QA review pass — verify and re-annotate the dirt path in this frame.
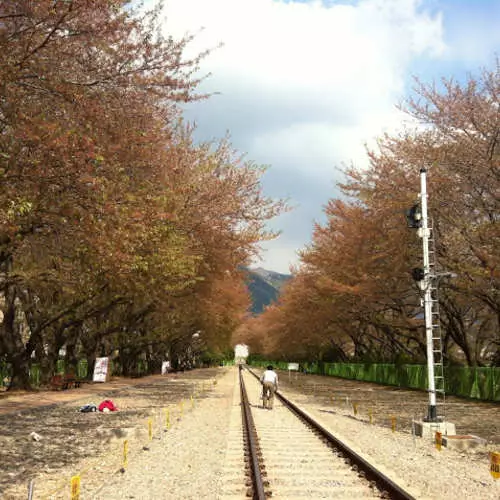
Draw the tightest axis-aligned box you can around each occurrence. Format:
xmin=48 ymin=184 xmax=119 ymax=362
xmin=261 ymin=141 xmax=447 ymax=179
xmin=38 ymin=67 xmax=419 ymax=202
xmin=0 ymin=374 xmax=171 ymax=416
xmin=0 ymin=369 xmax=225 ymax=498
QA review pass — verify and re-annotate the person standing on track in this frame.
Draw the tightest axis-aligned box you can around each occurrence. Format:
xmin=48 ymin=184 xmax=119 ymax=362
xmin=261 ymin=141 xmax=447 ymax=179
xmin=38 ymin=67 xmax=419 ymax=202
xmin=260 ymin=365 xmax=279 ymax=409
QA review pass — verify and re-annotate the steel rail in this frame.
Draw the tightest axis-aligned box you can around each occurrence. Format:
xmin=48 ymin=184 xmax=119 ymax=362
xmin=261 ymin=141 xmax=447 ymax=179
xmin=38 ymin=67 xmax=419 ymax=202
xmin=245 ymin=366 xmax=415 ymax=500
xmin=239 ymin=366 xmax=267 ymax=499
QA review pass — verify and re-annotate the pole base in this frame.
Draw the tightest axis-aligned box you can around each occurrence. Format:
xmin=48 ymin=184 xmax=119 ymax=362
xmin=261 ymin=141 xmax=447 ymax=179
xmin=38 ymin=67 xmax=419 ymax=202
xmin=413 ymin=420 xmax=456 ymax=438
xmin=424 ymin=405 xmax=439 ymax=422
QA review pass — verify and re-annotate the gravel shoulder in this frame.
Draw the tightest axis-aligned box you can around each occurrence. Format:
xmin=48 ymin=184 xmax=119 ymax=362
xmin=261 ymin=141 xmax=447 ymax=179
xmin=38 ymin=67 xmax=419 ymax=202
xmin=279 ymin=371 xmax=500 ymax=500
xmin=1 ymin=368 xmax=234 ymax=499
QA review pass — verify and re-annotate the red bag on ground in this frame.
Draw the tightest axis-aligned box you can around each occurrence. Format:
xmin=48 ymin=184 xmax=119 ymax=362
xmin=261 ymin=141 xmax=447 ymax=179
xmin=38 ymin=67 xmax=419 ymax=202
xmin=98 ymin=399 xmax=118 ymax=412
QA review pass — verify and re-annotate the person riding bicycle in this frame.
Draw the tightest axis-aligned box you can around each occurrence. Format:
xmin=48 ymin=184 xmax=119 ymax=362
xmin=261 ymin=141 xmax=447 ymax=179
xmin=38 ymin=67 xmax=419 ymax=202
xmin=260 ymin=365 xmax=279 ymax=409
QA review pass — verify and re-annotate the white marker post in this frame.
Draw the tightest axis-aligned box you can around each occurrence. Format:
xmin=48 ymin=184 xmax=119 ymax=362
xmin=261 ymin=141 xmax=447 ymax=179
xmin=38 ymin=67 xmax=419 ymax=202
xmin=410 ymin=168 xmax=457 ymax=438
xmin=287 ymin=362 xmax=299 ymax=381
xmin=419 ymin=168 xmax=437 ymax=421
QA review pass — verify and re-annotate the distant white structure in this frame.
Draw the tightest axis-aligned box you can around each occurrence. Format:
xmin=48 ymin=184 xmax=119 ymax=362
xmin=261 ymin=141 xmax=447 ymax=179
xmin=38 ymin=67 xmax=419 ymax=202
xmin=234 ymin=344 xmax=249 ymax=365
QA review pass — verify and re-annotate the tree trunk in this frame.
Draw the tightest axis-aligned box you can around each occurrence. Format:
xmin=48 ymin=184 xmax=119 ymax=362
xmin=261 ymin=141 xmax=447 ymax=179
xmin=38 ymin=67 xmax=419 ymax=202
xmin=2 ymin=282 xmax=32 ymax=390
xmin=86 ymin=352 xmax=96 ymax=381
xmin=8 ymin=349 xmax=31 ymax=390
xmin=120 ymin=348 xmax=137 ymax=377
xmin=81 ymin=332 xmax=98 ymax=381
xmin=64 ymin=329 xmax=80 ymax=375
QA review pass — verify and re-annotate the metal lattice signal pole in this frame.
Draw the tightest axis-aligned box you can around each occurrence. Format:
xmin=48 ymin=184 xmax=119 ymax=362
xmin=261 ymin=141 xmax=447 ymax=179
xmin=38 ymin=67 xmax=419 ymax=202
xmin=419 ymin=168 xmax=437 ymax=421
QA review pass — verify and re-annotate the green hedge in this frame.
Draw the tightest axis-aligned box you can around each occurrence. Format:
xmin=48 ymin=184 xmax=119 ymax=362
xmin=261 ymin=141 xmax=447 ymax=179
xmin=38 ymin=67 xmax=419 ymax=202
xmin=250 ymin=360 xmax=500 ymax=402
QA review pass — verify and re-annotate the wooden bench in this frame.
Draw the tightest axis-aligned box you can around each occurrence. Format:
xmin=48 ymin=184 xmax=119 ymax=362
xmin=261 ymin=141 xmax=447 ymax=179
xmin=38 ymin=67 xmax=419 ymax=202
xmin=50 ymin=374 xmax=66 ymax=390
xmin=50 ymin=374 xmax=82 ymax=390
xmin=64 ymin=374 xmax=82 ymax=389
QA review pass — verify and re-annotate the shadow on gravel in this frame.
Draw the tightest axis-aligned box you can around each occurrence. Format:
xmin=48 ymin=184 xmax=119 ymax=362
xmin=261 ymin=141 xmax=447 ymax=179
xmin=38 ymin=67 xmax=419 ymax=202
xmin=0 ymin=368 xmax=224 ymax=494
xmin=280 ymin=371 xmax=500 ymax=442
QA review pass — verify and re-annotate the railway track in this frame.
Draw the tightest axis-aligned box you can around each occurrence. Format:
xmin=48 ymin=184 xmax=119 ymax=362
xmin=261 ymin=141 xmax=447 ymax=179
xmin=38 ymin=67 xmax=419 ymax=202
xmin=220 ymin=366 xmax=416 ymax=499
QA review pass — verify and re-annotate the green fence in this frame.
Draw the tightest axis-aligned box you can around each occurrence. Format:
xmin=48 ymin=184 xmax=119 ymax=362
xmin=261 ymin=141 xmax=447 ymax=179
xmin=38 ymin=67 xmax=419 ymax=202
xmin=250 ymin=360 xmax=500 ymax=402
xmin=6 ymin=356 xmax=498 ymax=401
xmin=320 ymin=363 xmax=428 ymax=390
xmin=1 ymin=359 xmax=90 ymax=388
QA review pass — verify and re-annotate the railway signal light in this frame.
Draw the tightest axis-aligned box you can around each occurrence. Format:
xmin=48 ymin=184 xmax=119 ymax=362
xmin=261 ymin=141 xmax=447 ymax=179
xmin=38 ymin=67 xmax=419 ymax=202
xmin=412 ymin=268 xmax=425 ymax=282
xmin=405 ymin=204 xmax=422 ymax=228
xmin=412 ymin=267 xmax=426 ymax=290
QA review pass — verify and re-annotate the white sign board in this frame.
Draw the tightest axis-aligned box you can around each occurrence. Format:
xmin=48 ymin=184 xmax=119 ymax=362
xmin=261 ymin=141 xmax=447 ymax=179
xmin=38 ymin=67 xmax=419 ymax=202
xmin=288 ymin=362 xmax=299 ymax=371
xmin=93 ymin=357 xmax=109 ymax=382
xmin=161 ymin=360 xmax=171 ymax=375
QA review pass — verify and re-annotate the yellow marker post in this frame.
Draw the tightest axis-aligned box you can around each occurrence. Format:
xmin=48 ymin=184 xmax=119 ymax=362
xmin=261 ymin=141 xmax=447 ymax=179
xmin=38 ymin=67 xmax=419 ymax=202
xmin=148 ymin=418 xmax=153 ymax=441
xmin=353 ymin=403 xmax=358 ymax=416
xmin=490 ymin=452 xmax=500 ymax=479
xmin=391 ymin=416 xmax=396 ymax=433
xmin=70 ymin=475 xmax=81 ymax=500
xmin=123 ymin=440 xmax=128 ymax=468
xmin=165 ymin=408 xmax=170 ymax=430
xmin=435 ymin=431 xmax=442 ymax=451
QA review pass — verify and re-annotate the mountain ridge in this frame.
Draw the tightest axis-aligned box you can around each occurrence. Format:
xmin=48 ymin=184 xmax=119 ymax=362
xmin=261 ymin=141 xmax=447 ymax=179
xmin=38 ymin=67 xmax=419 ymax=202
xmin=245 ymin=267 xmax=291 ymax=314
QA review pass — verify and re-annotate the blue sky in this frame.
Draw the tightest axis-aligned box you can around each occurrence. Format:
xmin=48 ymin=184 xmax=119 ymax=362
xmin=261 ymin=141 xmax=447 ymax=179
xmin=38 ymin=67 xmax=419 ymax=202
xmin=152 ymin=0 xmax=500 ymax=273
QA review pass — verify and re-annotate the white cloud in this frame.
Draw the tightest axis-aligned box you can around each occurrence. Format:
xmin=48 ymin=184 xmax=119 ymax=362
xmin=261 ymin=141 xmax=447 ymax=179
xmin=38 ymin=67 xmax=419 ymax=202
xmin=152 ymin=0 xmax=446 ymax=272
xmin=161 ymin=0 xmax=445 ymax=84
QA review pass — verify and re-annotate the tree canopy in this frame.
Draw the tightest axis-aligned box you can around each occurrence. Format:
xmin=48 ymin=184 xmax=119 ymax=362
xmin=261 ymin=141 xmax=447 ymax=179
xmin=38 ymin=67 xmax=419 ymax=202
xmin=240 ymin=63 xmax=500 ymax=367
xmin=0 ymin=0 xmax=286 ymax=388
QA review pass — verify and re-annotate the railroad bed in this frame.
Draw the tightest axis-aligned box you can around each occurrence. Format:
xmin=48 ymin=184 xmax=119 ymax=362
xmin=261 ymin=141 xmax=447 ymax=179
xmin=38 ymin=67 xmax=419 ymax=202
xmin=220 ymin=367 xmax=413 ymax=499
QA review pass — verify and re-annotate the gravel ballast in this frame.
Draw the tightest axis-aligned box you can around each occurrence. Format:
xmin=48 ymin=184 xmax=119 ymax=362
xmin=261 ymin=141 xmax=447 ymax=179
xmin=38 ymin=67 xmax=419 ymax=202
xmin=2 ymin=366 xmax=500 ymax=499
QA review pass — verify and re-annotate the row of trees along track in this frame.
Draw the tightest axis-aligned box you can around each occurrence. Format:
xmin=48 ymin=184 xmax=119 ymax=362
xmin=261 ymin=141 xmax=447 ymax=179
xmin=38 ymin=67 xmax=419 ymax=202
xmin=237 ymin=366 xmax=415 ymax=499
xmin=0 ymin=1 xmax=286 ymax=390
xmin=237 ymin=63 xmax=500 ymax=369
